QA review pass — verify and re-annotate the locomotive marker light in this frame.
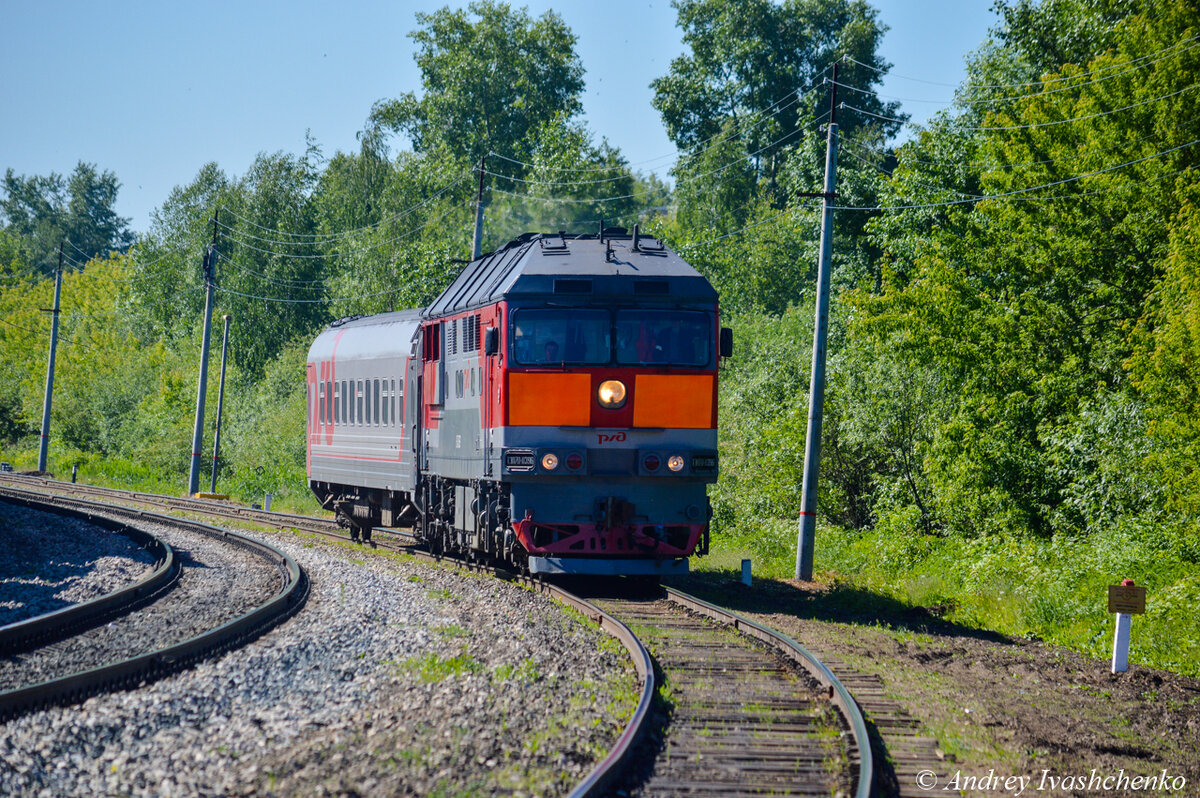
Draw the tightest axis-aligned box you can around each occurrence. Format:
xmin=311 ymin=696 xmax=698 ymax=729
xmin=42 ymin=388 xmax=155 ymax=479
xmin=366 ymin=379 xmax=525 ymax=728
xmin=541 ymin=453 xmax=559 ymax=471
xmin=668 ymin=455 xmax=686 ymax=472
xmin=598 ymin=379 xmax=627 ymax=409
xmin=1109 ymin=578 xmax=1146 ymax=673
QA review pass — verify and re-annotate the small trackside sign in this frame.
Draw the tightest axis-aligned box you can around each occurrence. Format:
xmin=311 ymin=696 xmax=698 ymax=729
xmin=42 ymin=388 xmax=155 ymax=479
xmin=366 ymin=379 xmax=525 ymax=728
xmin=1108 ymin=584 xmax=1146 ymax=614
xmin=504 ymin=449 xmax=535 ymax=473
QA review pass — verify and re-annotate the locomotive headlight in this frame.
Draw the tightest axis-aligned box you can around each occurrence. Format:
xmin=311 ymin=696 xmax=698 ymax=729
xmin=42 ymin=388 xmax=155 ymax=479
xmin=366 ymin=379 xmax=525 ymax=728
xmin=597 ymin=380 xmax=627 ymax=409
xmin=541 ymin=453 xmax=559 ymax=471
xmin=667 ymin=454 xmax=685 ymax=472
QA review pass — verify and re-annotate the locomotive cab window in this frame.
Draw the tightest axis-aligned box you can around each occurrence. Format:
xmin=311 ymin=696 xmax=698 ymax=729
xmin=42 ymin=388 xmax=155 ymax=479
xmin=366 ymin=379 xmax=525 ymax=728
xmin=513 ymin=309 xmax=609 ymax=365
xmin=616 ymin=310 xmax=711 ymax=367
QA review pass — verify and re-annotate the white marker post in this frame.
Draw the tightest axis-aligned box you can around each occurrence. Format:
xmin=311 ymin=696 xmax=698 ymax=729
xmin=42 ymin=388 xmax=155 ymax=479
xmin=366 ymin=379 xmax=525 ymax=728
xmin=1108 ymin=579 xmax=1146 ymax=674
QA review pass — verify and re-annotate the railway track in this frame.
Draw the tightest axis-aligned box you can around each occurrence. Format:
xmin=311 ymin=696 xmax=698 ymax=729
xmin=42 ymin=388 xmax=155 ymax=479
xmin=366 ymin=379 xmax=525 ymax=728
xmin=588 ymin=588 xmax=871 ymax=797
xmin=0 ymin=474 xmax=873 ymax=796
xmin=0 ymin=498 xmax=180 ymax=656
xmin=0 ymin=486 xmax=308 ymax=722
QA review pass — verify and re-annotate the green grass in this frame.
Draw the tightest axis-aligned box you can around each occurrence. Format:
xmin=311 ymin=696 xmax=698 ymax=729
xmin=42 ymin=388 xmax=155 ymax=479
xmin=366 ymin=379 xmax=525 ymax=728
xmin=398 ymin=649 xmax=482 ymax=682
xmin=0 ymin=442 xmax=325 ymax=515
xmin=702 ymin=521 xmax=1200 ymax=677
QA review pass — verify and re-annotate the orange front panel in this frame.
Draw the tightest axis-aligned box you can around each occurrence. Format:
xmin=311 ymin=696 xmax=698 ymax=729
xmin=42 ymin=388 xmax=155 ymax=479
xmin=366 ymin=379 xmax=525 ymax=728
xmin=633 ymin=375 xmax=715 ymax=429
xmin=508 ymin=372 xmax=592 ymax=426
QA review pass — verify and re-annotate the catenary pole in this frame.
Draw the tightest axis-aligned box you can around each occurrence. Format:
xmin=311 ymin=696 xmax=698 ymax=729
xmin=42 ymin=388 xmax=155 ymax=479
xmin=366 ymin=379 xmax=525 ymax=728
xmin=187 ymin=213 xmax=219 ymax=496
xmin=796 ymin=63 xmax=840 ymax=581
xmin=472 ymin=154 xmax=486 ymax=260
xmin=209 ymin=314 xmax=232 ymax=494
xmin=37 ymin=243 xmax=65 ymax=472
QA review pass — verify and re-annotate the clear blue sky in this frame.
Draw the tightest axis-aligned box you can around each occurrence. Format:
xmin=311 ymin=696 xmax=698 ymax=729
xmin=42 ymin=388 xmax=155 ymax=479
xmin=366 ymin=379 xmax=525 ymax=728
xmin=0 ymin=1 xmax=998 ymax=235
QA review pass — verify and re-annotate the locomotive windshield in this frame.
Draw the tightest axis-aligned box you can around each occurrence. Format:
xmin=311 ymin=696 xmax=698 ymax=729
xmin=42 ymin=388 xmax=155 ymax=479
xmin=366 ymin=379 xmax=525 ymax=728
xmin=513 ymin=309 xmax=610 ymax=364
xmin=512 ymin=308 xmax=712 ymax=367
xmin=615 ymin=310 xmax=711 ymax=366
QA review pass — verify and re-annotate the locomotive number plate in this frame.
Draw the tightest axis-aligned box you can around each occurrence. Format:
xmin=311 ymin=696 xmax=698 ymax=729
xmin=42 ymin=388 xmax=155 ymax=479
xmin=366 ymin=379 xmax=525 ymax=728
xmin=504 ymin=449 xmax=536 ymax=472
xmin=691 ymin=455 xmax=718 ymax=473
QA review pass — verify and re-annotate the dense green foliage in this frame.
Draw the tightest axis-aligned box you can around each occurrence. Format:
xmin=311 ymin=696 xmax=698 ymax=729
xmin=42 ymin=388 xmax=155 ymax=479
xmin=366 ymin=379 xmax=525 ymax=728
xmin=3 ymin=0 xmax=1199 ymax=673
xmin=1 ymin=162 xmax=134 ymax=277
xmin=368 ymin=1 xmax=584 ymax=169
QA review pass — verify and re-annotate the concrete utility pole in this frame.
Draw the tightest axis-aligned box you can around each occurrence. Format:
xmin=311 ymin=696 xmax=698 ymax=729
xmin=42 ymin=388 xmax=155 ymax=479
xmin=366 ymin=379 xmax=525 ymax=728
xmin=472 ymin=155 xmax=486 ymax=260
xmin=37 ymin=243 xmax=64 ymax=472
xmin=209 ymin=314 xmax=232 ymax=494
xmin=187 ymin=213 xmax=219 ymax=496
xmin=796 ymin=64 xmax=840 ymax=581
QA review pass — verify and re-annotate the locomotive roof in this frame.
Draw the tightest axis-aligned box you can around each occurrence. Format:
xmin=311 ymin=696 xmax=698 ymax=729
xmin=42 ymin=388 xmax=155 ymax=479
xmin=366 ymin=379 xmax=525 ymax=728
xmin=424 ymin=232 xmax=717 ymax=318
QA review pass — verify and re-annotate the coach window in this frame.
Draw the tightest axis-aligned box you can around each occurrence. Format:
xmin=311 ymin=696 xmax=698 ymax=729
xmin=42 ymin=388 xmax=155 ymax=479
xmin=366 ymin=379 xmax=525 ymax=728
xmin=325 ymin=380 xmax=333 ymax=425
xmin=318 ymin=382 xmax=325 ymax=426
xmin=392 ymin=379 xmax=398 ymax=424
xmin=332 ymin=382 xmax=340 ymax=425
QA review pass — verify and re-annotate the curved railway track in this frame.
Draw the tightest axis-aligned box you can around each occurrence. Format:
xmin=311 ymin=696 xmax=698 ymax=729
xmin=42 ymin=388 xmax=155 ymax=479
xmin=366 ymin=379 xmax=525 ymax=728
xmin=0 ymin=474 xmax=872 ymax=796
xmin=0 ymin=486 xmax=308 ymax=722
xmin=0 ymin=497 xmax=180 ymax=656
xmin=588 ymin=587 xmax=872 ymax=797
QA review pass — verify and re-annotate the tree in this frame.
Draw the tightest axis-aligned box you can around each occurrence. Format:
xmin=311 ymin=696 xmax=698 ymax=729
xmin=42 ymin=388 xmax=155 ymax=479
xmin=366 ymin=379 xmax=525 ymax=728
xmin=651 ymin=0 xmax=903 ymax=178
xmin=368 ymin=1 xmax=585 ymax=170
xmin=850 ymin=0 xmax=1200 ymax=538
xmin=1 ymin=162 xmax=134 ymax=276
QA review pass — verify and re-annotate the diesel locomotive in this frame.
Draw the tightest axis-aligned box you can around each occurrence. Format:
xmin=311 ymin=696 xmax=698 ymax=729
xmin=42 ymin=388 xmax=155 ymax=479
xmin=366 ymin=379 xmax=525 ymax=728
xmin=305 ymin=227 xmax=731 ymax=576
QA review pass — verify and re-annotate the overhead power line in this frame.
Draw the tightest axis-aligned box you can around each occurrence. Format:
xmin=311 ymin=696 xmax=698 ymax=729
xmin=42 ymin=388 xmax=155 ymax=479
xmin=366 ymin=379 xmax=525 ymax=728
xmin=833 ymin=136 xmax=1199 ymax=211
xmin=489 ymin=67 xmax=832 ymax=176
xmin=835 ymin=38 xmax=1200 ymax=109
xmin=843 ymin=81 xmax=1198 ymax=133
xmin=843 ymin=33 xmax=1200 ymax=93
xmin=215 ymin=199 xmax=473 ymax=259
xmin=216 ymin=170 xmax=473 ymax=244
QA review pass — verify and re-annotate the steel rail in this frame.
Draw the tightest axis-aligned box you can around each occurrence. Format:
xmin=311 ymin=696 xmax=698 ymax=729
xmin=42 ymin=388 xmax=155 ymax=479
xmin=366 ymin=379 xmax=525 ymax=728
xmin=665 ymin=586 xmax=874 ymax=798
xmin=0 ymin=476 xmax=653 ymax=796
xmin=0 ymin=492 xmax=180 ymax=655
xmin=0 ymin=473 xmax=337 ymax=536
xmin=0 ymin=488 xmax=309 ymax=722
xmin=384 ymin=548 xmax=657 ymax=798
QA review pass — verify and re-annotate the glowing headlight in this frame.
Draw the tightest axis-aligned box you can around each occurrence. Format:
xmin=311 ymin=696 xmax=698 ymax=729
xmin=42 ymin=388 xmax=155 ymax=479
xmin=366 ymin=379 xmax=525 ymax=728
xmin=598 ymin=380 xmax=627 ymax=409
xmin=541 ymin=452 xmax=559 ymax=471
xmin=668 ymin=454 xmax=685 ymax=472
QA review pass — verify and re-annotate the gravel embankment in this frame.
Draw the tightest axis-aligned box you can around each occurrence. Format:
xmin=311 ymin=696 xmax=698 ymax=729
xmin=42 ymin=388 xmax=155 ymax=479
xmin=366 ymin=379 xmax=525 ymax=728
xmin=0 ymin=501 xmax=157 ymax=627
xmin=0 ymin=506 xmax=279 ymax=691
xmin=0 ymin=527 xmax=634 ymax=797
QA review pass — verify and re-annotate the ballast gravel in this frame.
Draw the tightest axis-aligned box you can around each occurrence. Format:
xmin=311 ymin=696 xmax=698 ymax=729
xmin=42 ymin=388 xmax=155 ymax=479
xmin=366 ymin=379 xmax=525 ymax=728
xmin=0 ymin=525 xmax=634 ymax=797
xmin=0 ymin=505 xmax=279 ymax=691
xmin=0 ymin=501 xmax=156 ymax=627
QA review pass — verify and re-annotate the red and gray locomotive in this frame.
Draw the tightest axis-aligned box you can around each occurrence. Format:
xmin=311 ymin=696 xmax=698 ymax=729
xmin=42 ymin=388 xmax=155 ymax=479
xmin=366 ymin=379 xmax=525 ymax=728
xmin=305 ymin=227 xmax=731 ymax=576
